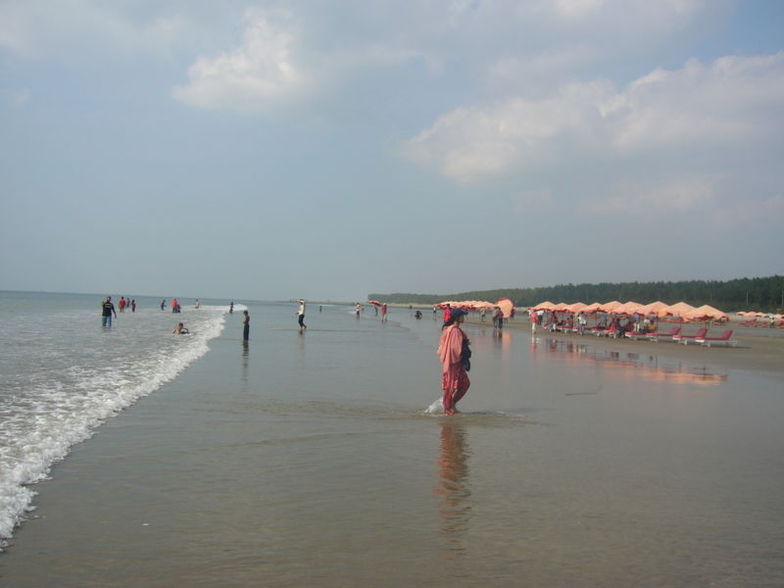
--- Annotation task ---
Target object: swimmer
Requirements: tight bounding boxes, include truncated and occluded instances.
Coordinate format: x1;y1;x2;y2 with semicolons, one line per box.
173;322;190;335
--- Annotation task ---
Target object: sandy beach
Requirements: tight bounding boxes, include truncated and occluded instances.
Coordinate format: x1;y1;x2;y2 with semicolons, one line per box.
2;303;783;587
481;316;784;379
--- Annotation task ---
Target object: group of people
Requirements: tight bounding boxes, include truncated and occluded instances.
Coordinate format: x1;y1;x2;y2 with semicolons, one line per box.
238;299;307;343
159;298;183;312
102;293;471;416
117;297;136;313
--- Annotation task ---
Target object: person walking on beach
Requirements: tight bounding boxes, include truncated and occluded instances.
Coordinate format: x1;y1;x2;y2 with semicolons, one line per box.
242;310;250;341
101;296;117;327
381;303;388;323
297;299;307;332
437;308;471;415
492;306;504;333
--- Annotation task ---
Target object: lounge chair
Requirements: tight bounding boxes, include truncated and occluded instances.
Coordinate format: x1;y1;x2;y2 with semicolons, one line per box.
644;326;681;342
672;326;708;345
596;325;623;338
696;329;737;347
624;330;648;340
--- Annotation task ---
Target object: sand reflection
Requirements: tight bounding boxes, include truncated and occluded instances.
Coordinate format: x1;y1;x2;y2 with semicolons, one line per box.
434;421;472;559
532;336;728;386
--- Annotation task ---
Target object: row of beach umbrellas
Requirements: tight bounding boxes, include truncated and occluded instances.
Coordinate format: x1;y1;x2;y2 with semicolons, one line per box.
436;298;515;318
530;300;729;321
737;311;784;320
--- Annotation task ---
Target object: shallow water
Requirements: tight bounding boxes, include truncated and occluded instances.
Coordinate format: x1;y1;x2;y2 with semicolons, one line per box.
1;299;783;586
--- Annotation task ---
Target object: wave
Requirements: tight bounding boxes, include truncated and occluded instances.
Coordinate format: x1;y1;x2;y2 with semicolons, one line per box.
0;305;226;546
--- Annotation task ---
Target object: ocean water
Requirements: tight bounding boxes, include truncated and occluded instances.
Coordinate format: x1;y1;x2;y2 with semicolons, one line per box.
1;293;784;586
0;291;231;543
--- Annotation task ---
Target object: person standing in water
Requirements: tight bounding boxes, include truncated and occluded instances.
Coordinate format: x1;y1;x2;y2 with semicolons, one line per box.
101;296;117;327
297;299;307;332
437;308;471;415
381;303;388;323
242;310;250;341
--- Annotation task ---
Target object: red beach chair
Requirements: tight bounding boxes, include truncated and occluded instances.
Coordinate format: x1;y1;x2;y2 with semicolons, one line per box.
696;329;737;347
644;326;681;342
672;326;708;345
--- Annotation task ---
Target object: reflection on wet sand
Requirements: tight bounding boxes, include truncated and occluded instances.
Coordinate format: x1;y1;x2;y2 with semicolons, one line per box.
434;421;472;559
532;336;728;386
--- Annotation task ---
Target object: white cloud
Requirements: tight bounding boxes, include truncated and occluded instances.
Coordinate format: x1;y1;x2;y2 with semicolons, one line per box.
0;0;189;60
402;51;784;191
171;10;305;112
170;7;422;114
610;54;784;149
401;80;614;182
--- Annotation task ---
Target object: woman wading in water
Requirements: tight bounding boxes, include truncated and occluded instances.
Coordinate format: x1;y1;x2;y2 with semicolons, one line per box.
437;308;471;415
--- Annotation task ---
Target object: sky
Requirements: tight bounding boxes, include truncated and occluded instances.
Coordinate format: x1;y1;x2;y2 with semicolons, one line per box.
1;0;782;302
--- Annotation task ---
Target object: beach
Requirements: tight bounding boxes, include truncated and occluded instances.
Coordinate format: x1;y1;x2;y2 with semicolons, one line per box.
489;315;784;378
1;299;783;587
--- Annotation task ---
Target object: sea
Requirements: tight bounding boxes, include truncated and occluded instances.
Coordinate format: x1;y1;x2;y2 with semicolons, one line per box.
1;290;783;587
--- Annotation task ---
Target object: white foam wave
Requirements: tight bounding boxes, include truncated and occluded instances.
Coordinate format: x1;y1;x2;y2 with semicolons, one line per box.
0;305;226;545
425;397;444;415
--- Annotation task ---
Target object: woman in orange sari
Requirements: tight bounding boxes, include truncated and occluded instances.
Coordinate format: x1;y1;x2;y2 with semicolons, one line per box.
437;308;471;415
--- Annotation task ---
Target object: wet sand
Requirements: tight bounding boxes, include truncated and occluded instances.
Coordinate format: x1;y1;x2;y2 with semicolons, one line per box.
473;316;784;379
2;305;783;587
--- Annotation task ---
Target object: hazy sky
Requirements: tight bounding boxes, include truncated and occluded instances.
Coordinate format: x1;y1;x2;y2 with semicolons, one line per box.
1;0;782;301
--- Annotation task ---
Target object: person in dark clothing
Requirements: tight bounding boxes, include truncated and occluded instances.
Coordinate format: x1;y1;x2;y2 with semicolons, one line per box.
101;296;117;327
242;310;250;341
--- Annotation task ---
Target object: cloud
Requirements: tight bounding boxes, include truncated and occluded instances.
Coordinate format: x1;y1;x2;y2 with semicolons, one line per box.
609;53;784;149
171;9;305;113
401;79;615;182
402;52;784;192
170;6;422;114
0;0;189;61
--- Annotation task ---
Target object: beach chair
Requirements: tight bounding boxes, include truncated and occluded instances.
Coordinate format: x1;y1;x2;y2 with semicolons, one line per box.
624;330;648;340
644;326;681;342
696;329;737;347
672;326;708;345
594;325;620;338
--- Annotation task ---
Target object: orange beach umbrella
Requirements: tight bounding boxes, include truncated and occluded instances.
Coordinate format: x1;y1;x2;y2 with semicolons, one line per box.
496;298;514;318
684;304;729;321
666;301;697;318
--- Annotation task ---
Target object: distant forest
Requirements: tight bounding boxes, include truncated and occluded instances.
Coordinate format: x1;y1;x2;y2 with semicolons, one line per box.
369;275;784;312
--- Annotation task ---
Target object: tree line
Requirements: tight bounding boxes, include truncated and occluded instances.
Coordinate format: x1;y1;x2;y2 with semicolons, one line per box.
369;275;784;312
